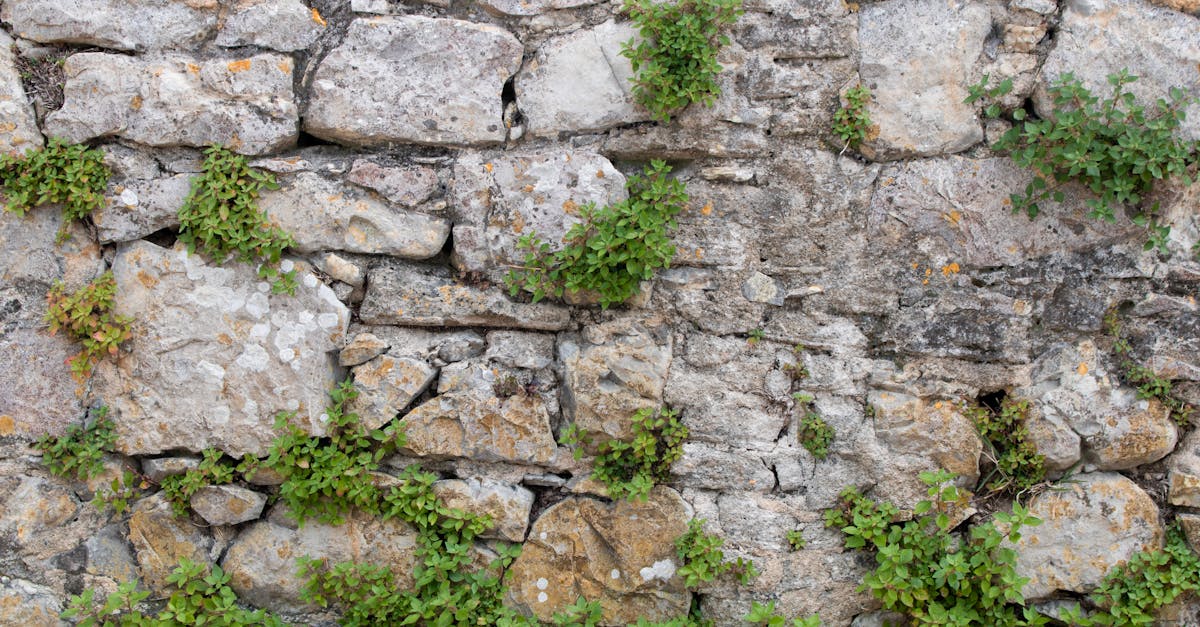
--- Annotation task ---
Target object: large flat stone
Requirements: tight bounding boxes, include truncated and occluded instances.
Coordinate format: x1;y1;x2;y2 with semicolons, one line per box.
359;262;571;331
46;53;298;155
1;0;218;52
305;16;522;147
516;20;648;137
216;0;325;52
432;478;534;542
127;494;213;593
858;0;990;159
0;30;42;155
90;241;349;458
95;174;191;244
259;172;450;257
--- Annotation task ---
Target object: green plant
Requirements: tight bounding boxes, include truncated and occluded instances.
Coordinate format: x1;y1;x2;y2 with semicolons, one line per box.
969;71;1200;253
563;406;688;501
61;557;286;626
160;448;239;518
92;469;149;518
783;345;809;381
797;410;834;461
0;137;110;241
177;145;296;294
825;470;1046;625
833;84;872;152
748;328;765;345
507;160;688;309
744;601;820;627
786;529;805;551
1105;307;1195;428
675;518;758;588
1078;524;1200;625
552;597;604;626
44;271;133;381
621;0;743;122
966;397;1046;494
34;406;117;480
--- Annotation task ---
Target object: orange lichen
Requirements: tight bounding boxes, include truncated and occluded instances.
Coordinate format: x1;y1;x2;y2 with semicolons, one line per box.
227;59;252;73
130;95;143;110
1077;362;1089;376
700;201;714;216
941;262;960;276
311;7;327;26
943;210;962;225
484;163;494;173
0;415;15;436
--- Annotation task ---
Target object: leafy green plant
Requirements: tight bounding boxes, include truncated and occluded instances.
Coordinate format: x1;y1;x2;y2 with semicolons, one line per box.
833;84;872;152
797;409;834;461
61;557;285;626
1105;307;1195;428
160;448;239;518
785;529;805;552
177;145;296;294
621;0;743;122
968;71;1200;253
966;397;1046;494
34;406;118;480
507;160;688;309
1073;524;1200;625
563;406;688;501
748;328;766;345
783;345;809;381
552;597;604;626
0;137;110;241
744;601;820;627
675;518;758;588
92;469;149;518
44;271;133;381
825;470;1046;625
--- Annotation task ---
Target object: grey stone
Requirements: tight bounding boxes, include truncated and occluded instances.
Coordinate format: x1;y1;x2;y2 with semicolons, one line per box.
340;332;389;367
305;16;522;147
189;485;268;526
559;315;672;442
485;330;556;370
1023;403;1083;472
0;577;62;627
741;271;785;306
516;20;649;137
1010;472;1163;600
1169;431;1200;507
449;149;626;283
1011;0;1057;14
315;253;364;288
858;0;990;160
95;174;190;243
1;0;218;52
603;123;771;160
671;442;776;492
352;326;487;363
349;352;438;430
259;172;450;257
216;0;325;52
346;160;440;207
140;456;201;483
90;241;349;458
432;478;534;542
85;523;139;584
1037;0;1200;142
0;30;42;155
128;494;213;592
359;262;571;331
477;0;600;16
46;53;298;155
221;510;417;614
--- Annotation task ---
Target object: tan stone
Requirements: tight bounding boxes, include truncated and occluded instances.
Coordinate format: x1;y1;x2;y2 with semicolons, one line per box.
1147;0;1200;14
0;578;62;627
349;352;437;430
432;478;534;542
506;487;691;624
127;494;212;592
1087;397;1178;470
339;332;388;367
190;485;267;526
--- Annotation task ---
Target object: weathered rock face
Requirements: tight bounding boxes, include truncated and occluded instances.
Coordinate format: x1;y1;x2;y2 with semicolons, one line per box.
127;494;213;593
1038;0;1200;141
258;172;450;257
215;0;325;52
46;53;298;155
91;241;349;458
506;488;691;623
348;351;438;430
401;361;558;465
0;30;42;155
305;16;522;147
450;149;627;282
94;174;191;244
477;0;601;16
1169;430;1200;507
1010;472;1163;600
0;577;62;627
857;0;989;160
1;0;218;52
189;485;268;526
516;20;648;137
346;160;440;208
432;478;534;542
0;209;102;439
359;262;571;331
221;509;418;615
559;315;673;441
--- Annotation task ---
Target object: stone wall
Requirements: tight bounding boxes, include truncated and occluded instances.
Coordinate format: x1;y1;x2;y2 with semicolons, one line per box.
1;0;1200;624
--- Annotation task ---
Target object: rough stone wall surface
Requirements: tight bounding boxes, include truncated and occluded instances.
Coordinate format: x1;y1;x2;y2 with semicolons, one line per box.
0;0;1199;625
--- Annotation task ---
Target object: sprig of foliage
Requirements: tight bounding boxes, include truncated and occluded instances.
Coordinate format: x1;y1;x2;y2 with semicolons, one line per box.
783;345;809;381
263;380;404;525
34;406;117;480
825;470;1046;625
785;529;806;551
160;448;239;518
966;397;1046;494
44;271;133;381
796;406;834;461
833;84;872;152
563;406;688;501
969;71;1200;254
747;328;766;345
177;145;296;294
507;160;687;309
61;557;286;626
621;0;743;122
92;469;149;518
744;601;820;627
1075;525;1200;625
551;597;603;626
1105;308;1195;428
0;137;110;241
675;518;758;588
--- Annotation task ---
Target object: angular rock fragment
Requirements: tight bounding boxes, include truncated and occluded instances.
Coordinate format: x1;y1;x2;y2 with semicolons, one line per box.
216;0;324;52
477;0;600;16
46;53;297;155
95;174;191;244
340;332;389;367
346;160;440;207
140;456;201;483
0;577;62;627
349;352;437;430
432;478;534;542
1;0;218;52
0;30;42;155
1169;431;1200;507
305;16;522;147
127;494;213;593
190;485;268;526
